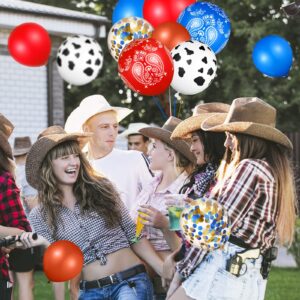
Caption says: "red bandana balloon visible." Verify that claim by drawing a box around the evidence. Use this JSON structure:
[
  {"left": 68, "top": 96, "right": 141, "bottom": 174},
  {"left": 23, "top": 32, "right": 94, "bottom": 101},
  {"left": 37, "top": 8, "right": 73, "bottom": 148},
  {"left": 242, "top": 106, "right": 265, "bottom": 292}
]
[
  {"left": 8, "top": 22, "right": 51, "bottom": 67},
  {"left": 118, "top": 38, "right": 174, "bottom": 96}
]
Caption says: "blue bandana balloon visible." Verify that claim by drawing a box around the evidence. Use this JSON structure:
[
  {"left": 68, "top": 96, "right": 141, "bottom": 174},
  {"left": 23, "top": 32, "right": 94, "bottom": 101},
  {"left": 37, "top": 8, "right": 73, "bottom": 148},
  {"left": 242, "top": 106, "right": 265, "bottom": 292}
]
[
  {"left": 108, "top": 17, "right": 153, "bottom": 61},
  {"left": 178, "top": 2, "right": 231, "bottom": 54},
  {"left": 180, "top": 198, "right": 231, "bottom": 250}
]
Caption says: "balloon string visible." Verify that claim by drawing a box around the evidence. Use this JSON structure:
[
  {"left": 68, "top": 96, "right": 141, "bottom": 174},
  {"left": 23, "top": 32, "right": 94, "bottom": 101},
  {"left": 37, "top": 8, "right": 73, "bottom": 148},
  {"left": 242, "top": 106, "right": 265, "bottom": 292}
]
[
  {"left": 152, "top": 97, "right": 168, "bottom": 120},
  {"left": 173, "top": 95, "right": 177, "bottom": 117},
  {"left": 168, "top": 87, "right": 172, "bottom": 116}
]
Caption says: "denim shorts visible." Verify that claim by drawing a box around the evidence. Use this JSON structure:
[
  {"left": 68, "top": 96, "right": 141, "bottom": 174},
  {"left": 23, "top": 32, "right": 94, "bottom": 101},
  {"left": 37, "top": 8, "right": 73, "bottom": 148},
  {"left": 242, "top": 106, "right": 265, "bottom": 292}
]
[
  {"left": 79, "top": 272, "right": 153, "bottom": 300},
  {"left": 182, "top": 242, "right": 267, "bottom": 300}
]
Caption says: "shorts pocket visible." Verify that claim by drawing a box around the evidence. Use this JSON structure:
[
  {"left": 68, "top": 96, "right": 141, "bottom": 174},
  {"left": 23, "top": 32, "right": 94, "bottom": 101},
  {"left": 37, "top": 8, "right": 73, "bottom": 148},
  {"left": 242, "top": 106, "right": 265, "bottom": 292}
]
[{"left": 207, "top": 268, "right": 247, "bottom": 300}]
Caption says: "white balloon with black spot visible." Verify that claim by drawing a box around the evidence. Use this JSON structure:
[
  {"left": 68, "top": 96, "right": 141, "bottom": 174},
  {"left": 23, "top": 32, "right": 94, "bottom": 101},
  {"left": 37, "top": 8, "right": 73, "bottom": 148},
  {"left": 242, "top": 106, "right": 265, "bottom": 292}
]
[
  {"left": 56, "top": 35, "right": 103, "bottom": 86},
  {"left": 170, "top": 40, "right": 217, "bottom": 95}
]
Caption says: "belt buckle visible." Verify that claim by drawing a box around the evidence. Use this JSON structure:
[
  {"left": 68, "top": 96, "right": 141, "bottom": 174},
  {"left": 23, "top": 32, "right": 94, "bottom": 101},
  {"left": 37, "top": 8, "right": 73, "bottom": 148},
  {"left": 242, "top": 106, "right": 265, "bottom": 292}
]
[{"left": 109, "top": 274, "right": 118, "bottom": 284}]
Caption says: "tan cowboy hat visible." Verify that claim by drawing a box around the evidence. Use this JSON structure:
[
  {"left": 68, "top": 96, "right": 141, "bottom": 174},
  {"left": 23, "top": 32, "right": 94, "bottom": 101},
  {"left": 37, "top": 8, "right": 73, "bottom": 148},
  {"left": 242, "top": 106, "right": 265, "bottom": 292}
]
[
  {"left": 65, "top": 94, "right": 133, "bottom": 133},
  {"left": 0, "top": 113, "right": 14, "bottom": 159},
  {"left": 171, "top": 102, "right": 230, "bottom": 140},
  {"left": 201, "top": 97, "right": 293, "bottom": 149},
  {"left": 140, "top": 116, "right": 196, "bottom": 163},
  {"left": 119, "top": 122, "right": 150, "bottom": 138},
  {"left": 13, "top": 136, "right": 32, "bottom": 157},
  {"left": 26, "top": 126, "right": 93, "bottom": 189}
]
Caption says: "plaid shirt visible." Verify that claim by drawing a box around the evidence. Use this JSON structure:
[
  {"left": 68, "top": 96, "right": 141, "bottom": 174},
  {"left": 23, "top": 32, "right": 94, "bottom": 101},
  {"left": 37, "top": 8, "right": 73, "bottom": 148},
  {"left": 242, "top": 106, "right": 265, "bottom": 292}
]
[
  {"left": 177, "top": 159, "right": 278, "bottom": 279},
  {"left": 0, "top": 171, "right": 31, "bottom": 281}
]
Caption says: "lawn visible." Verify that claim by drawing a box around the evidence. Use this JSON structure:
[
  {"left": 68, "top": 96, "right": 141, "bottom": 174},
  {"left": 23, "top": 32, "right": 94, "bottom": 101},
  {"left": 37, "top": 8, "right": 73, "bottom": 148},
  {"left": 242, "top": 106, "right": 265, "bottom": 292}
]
[{"left": 13, "top": 267, "right": 300, "bottom": 299}]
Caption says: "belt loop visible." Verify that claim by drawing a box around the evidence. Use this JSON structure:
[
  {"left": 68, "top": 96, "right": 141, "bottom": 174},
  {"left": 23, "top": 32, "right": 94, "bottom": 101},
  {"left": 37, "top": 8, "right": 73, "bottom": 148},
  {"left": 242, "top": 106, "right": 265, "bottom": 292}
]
[
  {"left": 82, "top": 280, "right": 86, "bottom": 290},
  {"left": 97, "top": 280, "right": 101, "bottom": 288}
]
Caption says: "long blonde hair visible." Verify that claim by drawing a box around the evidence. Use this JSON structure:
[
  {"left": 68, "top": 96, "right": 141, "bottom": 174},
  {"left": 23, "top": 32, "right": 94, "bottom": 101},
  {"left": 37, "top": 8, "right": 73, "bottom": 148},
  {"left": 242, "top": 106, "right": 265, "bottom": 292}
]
[
  {"left": 39, "top": 140, "right": 122, "bottom": 237},
  {"left": 214, "top": 133, "right": 297, "bottom": 246}
]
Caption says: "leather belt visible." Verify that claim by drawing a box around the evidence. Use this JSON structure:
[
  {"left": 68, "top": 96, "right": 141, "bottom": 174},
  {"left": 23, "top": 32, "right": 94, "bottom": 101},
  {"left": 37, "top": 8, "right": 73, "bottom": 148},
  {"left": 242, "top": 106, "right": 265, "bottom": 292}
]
[
  {"left": 229, "top": 235, "right": 253, "bottom": 250},
  {"left": 80, "top": 264, "right": 146, "bottom": 290}
]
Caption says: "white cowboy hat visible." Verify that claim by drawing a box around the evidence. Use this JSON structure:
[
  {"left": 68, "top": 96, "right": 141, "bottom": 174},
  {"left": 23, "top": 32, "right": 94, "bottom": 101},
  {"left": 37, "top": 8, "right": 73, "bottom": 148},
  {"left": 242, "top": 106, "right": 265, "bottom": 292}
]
[
  {"left": 65, "top": 94, "right": 133, "bottom": 133},
  {"left": 119, "top": 123, "right": 150, "bottom": 139}
]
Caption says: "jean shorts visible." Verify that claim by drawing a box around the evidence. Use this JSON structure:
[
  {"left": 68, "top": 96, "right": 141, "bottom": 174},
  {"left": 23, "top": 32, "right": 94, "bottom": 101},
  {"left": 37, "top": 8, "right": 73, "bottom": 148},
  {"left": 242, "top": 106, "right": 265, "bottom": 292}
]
[
  {"left": 79, "top": 272, "right": 153, "bottom": 300},
  {"left": 182, "top": 242, "right": 267, "bottom": 300}
]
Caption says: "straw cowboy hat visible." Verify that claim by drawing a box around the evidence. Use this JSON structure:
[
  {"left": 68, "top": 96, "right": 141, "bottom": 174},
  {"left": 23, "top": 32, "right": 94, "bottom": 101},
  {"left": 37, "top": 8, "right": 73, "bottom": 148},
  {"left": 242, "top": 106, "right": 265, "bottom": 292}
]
[
  {"left": 0, "top": 113, "right": 14, "bottom": 159},
  {"left": 140, "top": 116, "right": 196, "bottom": 163},
  {"left": 171, "top": 102, "right": 230, "bottom": 140},
  {"left": 201, "top": 97, "right": 293, "bottom": 149},
  {"left": 26, "top": 126, "right": 93, "bottom": 189},
  {"left": 13, "top": 136, "right": 32, "bottom": 157},
  {"left": 119, "top": 123, "right": 150, "bottom": 138},
  {"left": 65, "top": 94, "right": 133, "bottom": 133}
]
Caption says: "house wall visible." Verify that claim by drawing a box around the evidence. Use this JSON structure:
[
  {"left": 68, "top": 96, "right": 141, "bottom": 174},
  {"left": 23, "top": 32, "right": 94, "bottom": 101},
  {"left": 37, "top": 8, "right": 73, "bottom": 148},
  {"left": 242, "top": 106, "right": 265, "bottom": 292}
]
[{"left": 0, "top": 29, "right": 64, "bottom": 144}]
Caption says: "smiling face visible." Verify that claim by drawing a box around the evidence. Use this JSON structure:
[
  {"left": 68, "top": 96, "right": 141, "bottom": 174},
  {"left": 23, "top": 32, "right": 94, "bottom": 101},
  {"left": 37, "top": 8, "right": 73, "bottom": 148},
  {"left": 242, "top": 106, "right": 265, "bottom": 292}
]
[
  {"left": 190, "top": 133, "right": 205, "bottom": 165},
  {"left": 52, "top": 153, "right": 80, "bottom": 187},
  {"left": 83, "top": 110, "right": 119, "bottom": 157},
  {"left": 128, "top": 134, "right": 149, "bottom": 155}
]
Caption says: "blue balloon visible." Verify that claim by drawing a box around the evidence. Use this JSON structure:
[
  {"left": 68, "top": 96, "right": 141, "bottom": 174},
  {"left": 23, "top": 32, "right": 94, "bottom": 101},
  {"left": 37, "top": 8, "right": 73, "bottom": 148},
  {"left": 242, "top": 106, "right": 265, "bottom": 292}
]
[
  {"left": 112, "top": 0, "right": 144, "bottom": 24},
  {"left": 252, "top": 35, "right": 293, "bottom": 78},
  {"left": 177, "top": 2, "right": 231, "bottom": 54}
]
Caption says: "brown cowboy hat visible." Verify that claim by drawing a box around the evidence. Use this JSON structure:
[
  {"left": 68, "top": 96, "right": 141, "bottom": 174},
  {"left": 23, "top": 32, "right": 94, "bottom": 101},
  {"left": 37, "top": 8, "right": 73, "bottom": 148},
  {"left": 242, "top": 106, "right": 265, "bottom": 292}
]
[
  {"left": 0, "top": 113, "right": 14, "bottom": 159},
  {"left": 139, "top": 116, "right": 196, "bottom": 164},
  {"left": 26, "top": 126, "right": 93, "bottom": 189},
  {"left": 13, "top": 136, "right": 32, "bottom": 157},
  {"left": 201, "top": 97, "right": 293, "bottom": 149},
  {"left": 171, "top": 102, "right": 230, "bottom": 140}
]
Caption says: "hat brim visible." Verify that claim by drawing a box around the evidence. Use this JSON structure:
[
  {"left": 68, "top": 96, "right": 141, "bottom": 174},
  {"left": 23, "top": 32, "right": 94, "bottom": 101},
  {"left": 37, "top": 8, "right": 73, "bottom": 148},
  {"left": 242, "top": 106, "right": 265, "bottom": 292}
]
[
  {"left": 65, "top": 106, "right": 133, "bottom": 133},
  {"left": 140, "top": 127, "right": 196, "bottom": 164},
  {"left": 13, "top": 148, "right": 31, "bottom": 157},
  {"left": 171, "top": 113, "right": 227, "bottom": 140},
  {"left": 0, "top": 132, "right": 13, "bottom": 159},
  {"left": 26, "top": 132, "right": 92, "bottom": 189},
  {"left": 202, "top": 114, "right": 293, "bottom": 150}
]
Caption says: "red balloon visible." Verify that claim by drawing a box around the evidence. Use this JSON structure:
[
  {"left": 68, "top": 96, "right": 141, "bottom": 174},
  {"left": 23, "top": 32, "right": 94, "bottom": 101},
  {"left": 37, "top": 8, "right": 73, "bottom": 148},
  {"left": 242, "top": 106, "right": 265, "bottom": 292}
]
[
  {"left": 152, "top": 22, "right": 190, "bottom": 50},
  {"left": 143, "top": 0, "right": 195, "bottom": 27},
  {"left": 118, "top": 38, "right": 174, "bottom": 96},
  {"left": 8, "top": 22, "right": 51, "bottom": 67},
  {"left": 43, "top": 240, "right": 84, "bottom": 282}
]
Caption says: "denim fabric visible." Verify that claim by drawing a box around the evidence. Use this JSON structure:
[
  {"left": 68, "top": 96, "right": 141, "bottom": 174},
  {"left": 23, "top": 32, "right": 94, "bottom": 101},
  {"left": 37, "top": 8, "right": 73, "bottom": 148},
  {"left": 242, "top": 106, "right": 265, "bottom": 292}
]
[
  {"left": 79, "top": 272, "right": 153, "bottom": 300},
  {"left": 182, "top": 242, "right": 267, "bottom": 300}
]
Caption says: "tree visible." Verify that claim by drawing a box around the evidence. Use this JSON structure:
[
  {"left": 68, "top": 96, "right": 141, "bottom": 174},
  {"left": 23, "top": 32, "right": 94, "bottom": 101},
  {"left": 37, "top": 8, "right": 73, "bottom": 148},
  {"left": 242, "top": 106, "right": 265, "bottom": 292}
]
[{"left": 28, "top": 0, "right": 300, "bottom": 130}]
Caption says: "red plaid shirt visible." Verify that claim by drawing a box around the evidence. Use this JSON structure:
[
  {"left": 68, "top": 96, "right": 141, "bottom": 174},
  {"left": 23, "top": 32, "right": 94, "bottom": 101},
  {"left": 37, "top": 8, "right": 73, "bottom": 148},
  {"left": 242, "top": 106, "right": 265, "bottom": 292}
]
[{"left": 0, "top": 170, "right": 31, "bottom": 281}]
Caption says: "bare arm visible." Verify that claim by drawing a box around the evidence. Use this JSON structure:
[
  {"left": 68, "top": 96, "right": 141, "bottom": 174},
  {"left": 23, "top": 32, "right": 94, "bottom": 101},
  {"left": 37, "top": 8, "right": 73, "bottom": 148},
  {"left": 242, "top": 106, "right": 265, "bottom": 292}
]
[
  {"left": 0, "top": 225, "right": 24, "bottom": 238},
  {"left": 131, "top": 237, "right": 163, "bottom": 276}
]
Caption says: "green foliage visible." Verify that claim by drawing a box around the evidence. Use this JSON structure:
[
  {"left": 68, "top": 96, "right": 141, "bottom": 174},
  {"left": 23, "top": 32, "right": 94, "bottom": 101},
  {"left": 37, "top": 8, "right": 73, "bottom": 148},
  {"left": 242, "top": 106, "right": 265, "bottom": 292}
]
[
  {"left": 288, "top": 219, "right": 300, "bottom": 267},
  {"left": 29, "top": 0, "right": 300, "bottom": 130}
]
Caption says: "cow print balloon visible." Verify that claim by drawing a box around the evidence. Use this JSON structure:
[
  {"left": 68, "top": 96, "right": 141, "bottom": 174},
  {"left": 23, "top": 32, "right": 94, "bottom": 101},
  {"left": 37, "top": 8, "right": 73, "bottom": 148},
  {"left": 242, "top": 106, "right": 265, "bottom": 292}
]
[
  {"left": 56, "top": 35, "right": 103, "bottom": 86},
  {"left": 171, "top": 40, "right": 217, "bottom": 95}
]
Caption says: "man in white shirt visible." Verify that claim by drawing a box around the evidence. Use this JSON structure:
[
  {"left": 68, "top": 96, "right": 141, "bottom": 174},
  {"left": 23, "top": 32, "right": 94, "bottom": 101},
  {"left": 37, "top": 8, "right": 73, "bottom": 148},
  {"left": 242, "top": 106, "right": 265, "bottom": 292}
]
[{"left": 65, "top": 94, "right": 153, "bottom": 212}]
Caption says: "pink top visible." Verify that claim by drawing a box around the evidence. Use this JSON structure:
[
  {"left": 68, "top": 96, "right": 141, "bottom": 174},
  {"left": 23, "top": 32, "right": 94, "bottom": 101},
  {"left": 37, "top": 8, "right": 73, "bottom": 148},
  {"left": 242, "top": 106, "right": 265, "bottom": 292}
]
[{"left": 131, "top": 171, "right": 188, "bottom": 251}]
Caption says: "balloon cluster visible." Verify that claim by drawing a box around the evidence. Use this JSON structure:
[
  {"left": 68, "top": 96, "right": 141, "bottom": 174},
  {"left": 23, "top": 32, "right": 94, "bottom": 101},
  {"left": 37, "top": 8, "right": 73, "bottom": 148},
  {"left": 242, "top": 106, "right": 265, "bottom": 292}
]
[
  {"left": 109, "top": 0, "right": 232, "bottom": 96},
  {"left": 180, "top": 198, "right": 231, "bottom": 251}
]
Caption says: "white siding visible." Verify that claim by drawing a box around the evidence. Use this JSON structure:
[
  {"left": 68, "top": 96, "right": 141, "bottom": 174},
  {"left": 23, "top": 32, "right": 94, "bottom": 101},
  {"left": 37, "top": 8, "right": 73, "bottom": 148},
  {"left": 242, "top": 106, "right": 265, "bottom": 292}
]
[{"left": 0, "top": 54, "right": 48, "bottom": 144}]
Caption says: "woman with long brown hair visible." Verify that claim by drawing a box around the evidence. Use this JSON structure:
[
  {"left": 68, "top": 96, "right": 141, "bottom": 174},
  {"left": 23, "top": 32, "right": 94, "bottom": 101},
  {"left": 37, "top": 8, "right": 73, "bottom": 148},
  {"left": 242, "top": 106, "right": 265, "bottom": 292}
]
[
  {"left": 18, "top": 126, "right": 163, "bottom": 300},
  {"left": 166, "top": 97, "right": 297, "bottom": 300},
  {"left": 0, "top": 113, "right": 31, "bottom": 300}
]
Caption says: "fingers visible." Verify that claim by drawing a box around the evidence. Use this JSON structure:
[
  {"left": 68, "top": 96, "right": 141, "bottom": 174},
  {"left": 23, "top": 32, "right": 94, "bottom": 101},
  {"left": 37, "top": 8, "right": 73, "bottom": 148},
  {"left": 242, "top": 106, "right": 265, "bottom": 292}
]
[{"left": 19, "top": 232, "right": 35, "bottom": 249}]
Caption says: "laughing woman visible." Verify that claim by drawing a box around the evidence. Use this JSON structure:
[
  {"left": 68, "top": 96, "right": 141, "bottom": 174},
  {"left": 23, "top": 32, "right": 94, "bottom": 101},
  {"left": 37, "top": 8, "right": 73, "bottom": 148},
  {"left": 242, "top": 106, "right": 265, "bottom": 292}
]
[{"left": 19, "top": 126, "right": 163, "bottom": 300}]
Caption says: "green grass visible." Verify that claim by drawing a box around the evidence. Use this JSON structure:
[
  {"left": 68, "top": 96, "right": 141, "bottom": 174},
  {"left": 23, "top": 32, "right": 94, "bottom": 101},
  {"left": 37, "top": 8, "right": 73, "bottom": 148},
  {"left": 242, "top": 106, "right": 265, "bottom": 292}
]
[{"left": 13, "top": 267, "right": 300, "bottom": 299}]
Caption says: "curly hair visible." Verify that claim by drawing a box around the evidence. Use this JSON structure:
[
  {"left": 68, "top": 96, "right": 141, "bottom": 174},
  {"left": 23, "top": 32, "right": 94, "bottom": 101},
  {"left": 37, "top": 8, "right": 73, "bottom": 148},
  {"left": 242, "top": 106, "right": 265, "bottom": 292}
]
[{"left": 39, "top": 140, "right": 122, "bottom": 236}]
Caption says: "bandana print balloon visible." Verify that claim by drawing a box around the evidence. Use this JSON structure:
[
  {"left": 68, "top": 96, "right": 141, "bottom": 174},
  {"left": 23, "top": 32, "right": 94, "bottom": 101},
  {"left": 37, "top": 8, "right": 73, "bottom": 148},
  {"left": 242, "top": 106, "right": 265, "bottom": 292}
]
[{"left": 180, "top": 197, "right": 231, "bottom": 250}]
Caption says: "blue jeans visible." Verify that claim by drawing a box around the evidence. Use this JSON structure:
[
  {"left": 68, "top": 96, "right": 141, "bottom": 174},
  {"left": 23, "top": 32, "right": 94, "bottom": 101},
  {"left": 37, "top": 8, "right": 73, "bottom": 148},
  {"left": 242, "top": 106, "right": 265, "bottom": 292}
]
[
  {"left": 79, "top": 272, "right": 153, "bottom": 300},
  {"left": 182, "top": 242, "right": 267, "bottom": 300}
]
